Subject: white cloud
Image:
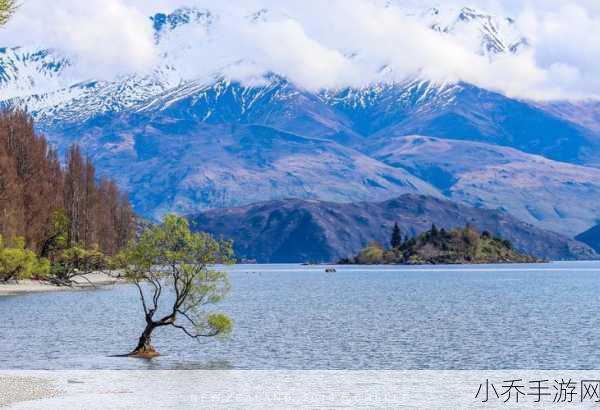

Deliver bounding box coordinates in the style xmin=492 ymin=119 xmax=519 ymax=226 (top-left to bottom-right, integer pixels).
xmin=2 ymin=0 xmax=158 ymax=79
xmin=2 ymin=0 xmax=600 ymax=100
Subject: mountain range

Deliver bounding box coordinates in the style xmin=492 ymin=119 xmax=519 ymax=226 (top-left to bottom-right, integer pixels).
xmin=1 ymin=4 xmax=600 ymax=258
xmin=189 ymin=195 xmax=595 ymax=263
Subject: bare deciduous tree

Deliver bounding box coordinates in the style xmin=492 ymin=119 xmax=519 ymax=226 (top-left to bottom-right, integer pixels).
xmin=0 ymin=111 xmax=135 ymax=257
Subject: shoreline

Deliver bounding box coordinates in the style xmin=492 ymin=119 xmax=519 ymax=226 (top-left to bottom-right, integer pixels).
xmin=0 ymin=273 xmax=123 ymax=297
xmin=1 ymin=370 xmax=599 ymax=409
xmin=337 ymin=258 xmax=547 ymax=266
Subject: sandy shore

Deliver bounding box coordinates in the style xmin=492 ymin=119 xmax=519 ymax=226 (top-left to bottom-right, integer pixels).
xmin=0 ymin=375 xmax=63 ymax=407
xmin=0 ymin=273 xmax=123 ymax=297
xmin=1 ymin=370 xmax=597 ymax=409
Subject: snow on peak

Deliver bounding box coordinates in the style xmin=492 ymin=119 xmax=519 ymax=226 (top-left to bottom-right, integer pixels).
xmin=417 ymin=5 xmax=527 ymax=56
xmin=151 ymin=8 xmax=214 ymax=42
xmin=0 ymin=3 xmax=529 ymax=125
xmin=0 ymin=46 xmax=71 ymax=100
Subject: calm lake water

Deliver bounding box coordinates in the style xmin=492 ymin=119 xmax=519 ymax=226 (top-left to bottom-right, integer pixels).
xmin=1 ymin=262 xmax=600 ymax=370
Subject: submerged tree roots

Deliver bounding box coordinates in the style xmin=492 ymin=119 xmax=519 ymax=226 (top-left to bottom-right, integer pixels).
xmin=129 ymin=345 xmax=160 ymax=359
xmin=111 ymin=346 xmax=160 ymax=359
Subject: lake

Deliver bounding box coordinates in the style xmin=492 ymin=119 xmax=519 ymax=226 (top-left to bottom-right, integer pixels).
xmin=1 ymin=262 xmax=600 ymax=370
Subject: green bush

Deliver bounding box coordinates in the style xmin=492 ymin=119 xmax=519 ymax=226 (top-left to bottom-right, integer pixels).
xmin=51 ymin=245 xmax=107 ymax=284
xmin=0 ymin=236 xmax=50 ymax=282
xmin=356 ymin=242 xmax=385 ymax=264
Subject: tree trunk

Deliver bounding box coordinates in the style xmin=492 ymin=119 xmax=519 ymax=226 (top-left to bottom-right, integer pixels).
xmin=132 ymin=323 xmax=159 ymax=358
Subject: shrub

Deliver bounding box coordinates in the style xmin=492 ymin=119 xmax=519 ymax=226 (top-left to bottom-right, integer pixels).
xmin=0 ymin=236 xmax=50 ymax=282
xmin=356 ymin=242 xmax=385 ymax=264
xmin=50 ymin=245 xmax=107 ymax=285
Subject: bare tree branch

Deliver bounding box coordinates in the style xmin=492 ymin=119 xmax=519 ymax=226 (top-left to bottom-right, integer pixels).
xmin=70 ymin=273 xmax=98 ymax=289
xmin=172 ymin=323 xmax=219 ymax=338
xmin=134 ymin=281 xmax=149 ymax=316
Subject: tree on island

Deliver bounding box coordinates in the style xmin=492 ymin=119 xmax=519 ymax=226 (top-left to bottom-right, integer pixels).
xmin=356 ymin=241 xmax=385 ymax=264
xmin=0 ymin=0 xmax=16 ymax=26
xmin=390 ymin=222 xmax=402 ymax=249
xmin=342 ymin=224 xmax=538 ymax=265
xmin=121 ymin=215 xmax=234 ymax=358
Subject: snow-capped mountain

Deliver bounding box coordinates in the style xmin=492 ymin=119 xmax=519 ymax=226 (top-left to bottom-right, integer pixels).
xmin=424 ymin=6 xmax=527 ymax=55
xmin=152 ymin=7 xmax=214 ymax=42
xmin=2 ymin=4 xmax=600 ymax=242
xmin=0 ymin=4 xmax=528 ymax=125
xmin=10 ymin=73 xmax=178 ymax=127
xmin=0 ymin=46 xmax=70 ymax=99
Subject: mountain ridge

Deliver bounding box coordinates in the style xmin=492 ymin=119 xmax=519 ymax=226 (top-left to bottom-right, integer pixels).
xmin=576 ymin=224 xmax=600 ymax=253
xmin=189 ymin=194 xmax=597 ymax=263
xmin=367 ymin=135 xmax=600 ymax=236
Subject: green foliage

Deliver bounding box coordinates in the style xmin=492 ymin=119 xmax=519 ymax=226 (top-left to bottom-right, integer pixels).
xmin=207 ymin=313 xmax=233 ymax=338
xmin=123 ymin=215 xmax=234 ymax=348
xmin=40 ymin=209 xmax=71 ymax=259
xmin=51 ymin=245 xmax=107 ymax=283
xmin=344 ymin=225 xmax=538 ymax=265
xmin=107 ymin=251 xmax=129 ymax=271
xmin=51 ymin=209 xmax=70 ymax=249
xmin=356 ymin=242 xmax=385 ymax=265
xmin=0 ymin=236 xmax=50 ymax=282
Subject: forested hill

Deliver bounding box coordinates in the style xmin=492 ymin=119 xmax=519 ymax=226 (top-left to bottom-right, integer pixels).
xmin=344 ymin=225 xmax=540 ymax=265
xmin=0 ymin=110 xmax=135 ymax=257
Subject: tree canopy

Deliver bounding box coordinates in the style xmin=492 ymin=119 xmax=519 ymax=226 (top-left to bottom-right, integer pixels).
xmin=0 ymin=236 xmax=50 ymax=283
xmin=390 ymin=222 xmax=402 ymax=249
xmin=122 ymin=215 xmax=234 ymax=357
xmin=343 ymin=225 xmax=538 ymax=265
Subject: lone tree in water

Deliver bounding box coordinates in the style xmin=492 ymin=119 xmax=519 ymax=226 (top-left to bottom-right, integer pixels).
xmin=0 ymin=0 xmax=16 ymax=26
xmin=390 ymin=222 xmax=402 ymax=249
xmin=122 ymin=215 xmax=234 ymax=358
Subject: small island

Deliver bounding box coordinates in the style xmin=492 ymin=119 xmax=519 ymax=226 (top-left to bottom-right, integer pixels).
xmin=340 ymin=224 xmax=541 ymax=265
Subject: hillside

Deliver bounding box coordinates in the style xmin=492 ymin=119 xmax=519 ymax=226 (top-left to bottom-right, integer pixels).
xmin=368 ymin=135 xmax=600 ymax=236
xmin=188 ymin=195 xmax=596 ymax=263
xmin=45 ymin=119 xmax=438 ymax=220
xmin=576 ymin=224 xmax=600 ymax=253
